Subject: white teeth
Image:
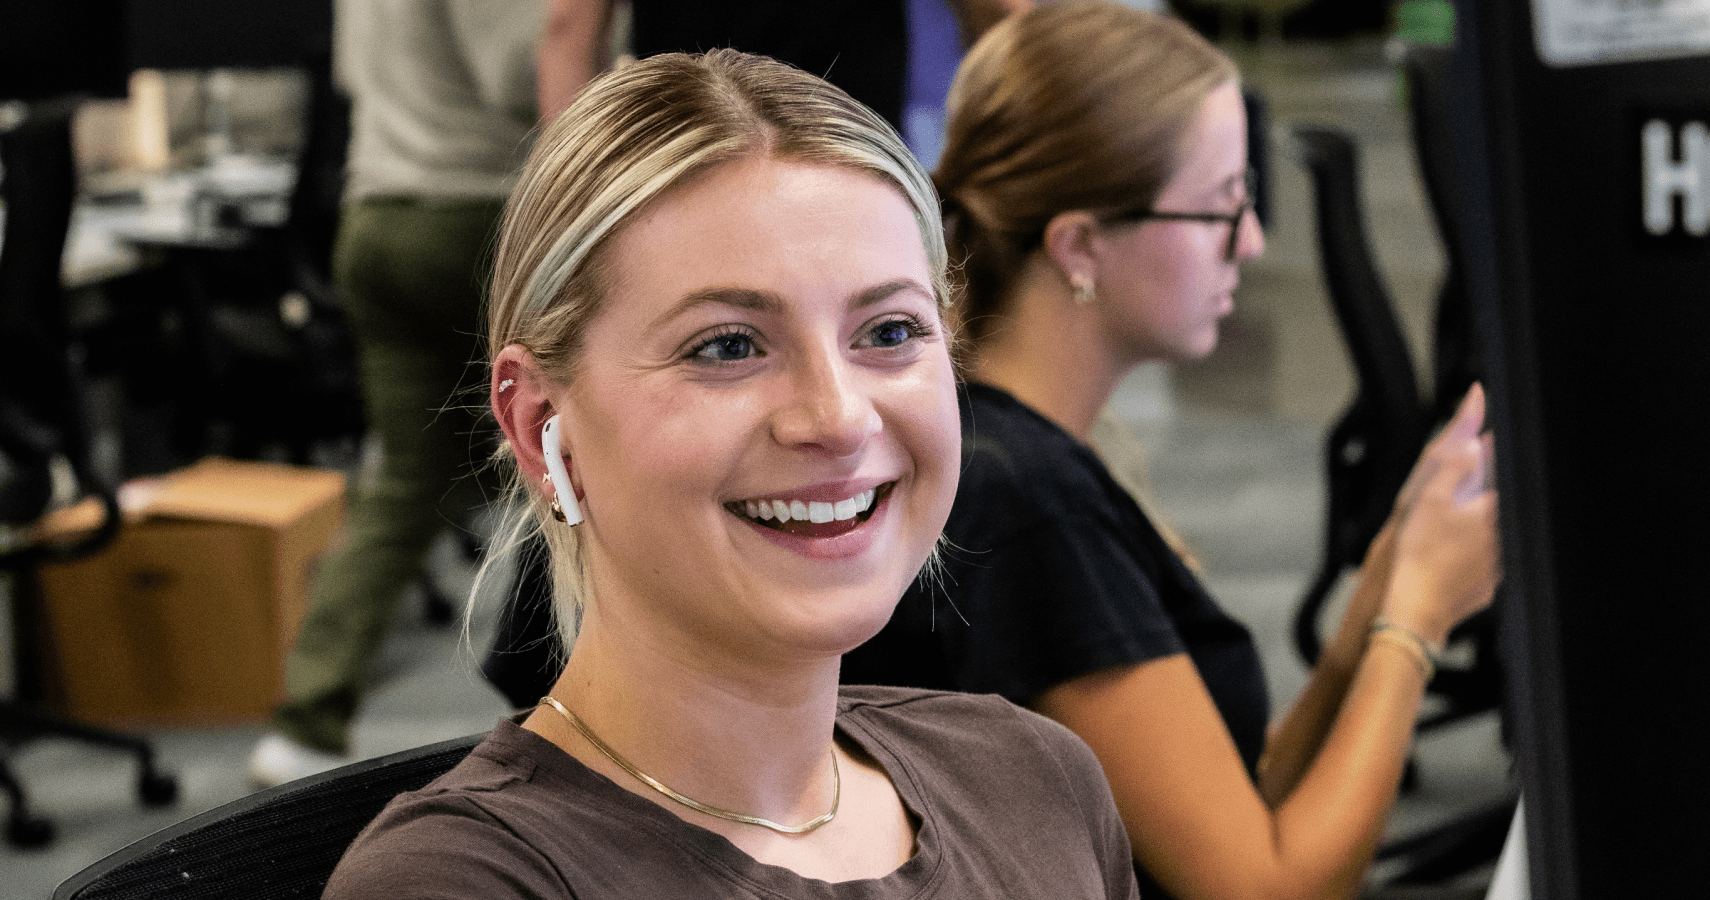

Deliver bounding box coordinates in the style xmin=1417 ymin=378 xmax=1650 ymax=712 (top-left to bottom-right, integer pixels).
xmin=740 ymin=488 xmax=882 ymax=525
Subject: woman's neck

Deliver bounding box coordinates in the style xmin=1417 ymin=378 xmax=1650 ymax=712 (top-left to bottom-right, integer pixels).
xmin=970 ymin=264 xmax=1126 ymax=442
xmin=532 ymin=610 xmax=844 ymax=832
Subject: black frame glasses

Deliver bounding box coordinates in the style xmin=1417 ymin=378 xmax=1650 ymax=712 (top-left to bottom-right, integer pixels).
xmin=1107 ymin=167 xmax=1257 ymax=261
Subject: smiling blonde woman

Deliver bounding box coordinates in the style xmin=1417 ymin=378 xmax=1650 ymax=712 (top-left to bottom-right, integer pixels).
xmin=323 ymin=49 xmax=1139 ymax=900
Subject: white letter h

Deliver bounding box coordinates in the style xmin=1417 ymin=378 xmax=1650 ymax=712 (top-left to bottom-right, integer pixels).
xmin=1643 ymin=119 xmax=1709 ymax=237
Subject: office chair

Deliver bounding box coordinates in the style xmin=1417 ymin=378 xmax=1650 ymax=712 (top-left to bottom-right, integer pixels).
xmin=1393 ymin=40 xmax=1506 ymax=727
xmin=1373 ymin=43 xmax=1516 ymax=888
xmin=1 ymin=99 xmax=179 ymax=848
xmin=1405 ymin=43 xmax=1485 ymax=442
xmin=106 ymin=42 xmax=362 ymax=470
xmin=54 ymin=732 xmax=482 ymax=900
xmin=1288 ymin=125 xmax=1432 ymax=669
xmin=174 ymin=44 xmax=364 ymax=466
xmin=1289 ymin=120 xmax=1514 ymax=887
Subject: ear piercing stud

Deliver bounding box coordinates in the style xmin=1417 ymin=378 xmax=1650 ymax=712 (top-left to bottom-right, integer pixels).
xmin=1071 ymin=274 xmax=1096 ymax=306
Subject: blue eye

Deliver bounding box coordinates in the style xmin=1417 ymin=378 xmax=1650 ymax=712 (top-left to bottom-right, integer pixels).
xmin=692 ymin=329 xmax=759 ymax=363
xmin=870 ymin=320 xmax=913 ymax=348
xmin=858 ymin=315 xmax=932 ymax=350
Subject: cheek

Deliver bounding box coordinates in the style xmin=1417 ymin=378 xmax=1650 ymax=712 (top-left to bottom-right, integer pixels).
xmin=571 ymin=380 xmax=751 ymax=510
xmin=1135 ymin=244 xmax=1217 ymax=325
xmin=898 ymin=358 xmax=962 ymax=501
xmin=930 ymin=377 xmax=962 ymax=477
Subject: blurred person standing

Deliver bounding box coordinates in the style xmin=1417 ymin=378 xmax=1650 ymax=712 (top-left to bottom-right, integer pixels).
xmin=248 ymin=0 xmax=542 ymax=786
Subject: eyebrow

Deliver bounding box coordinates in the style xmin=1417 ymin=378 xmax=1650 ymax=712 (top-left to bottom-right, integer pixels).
xmin=650 ymin=278 xmax=934 ymax=330
xmin=853 ymin=278 xmax=935 ymax=309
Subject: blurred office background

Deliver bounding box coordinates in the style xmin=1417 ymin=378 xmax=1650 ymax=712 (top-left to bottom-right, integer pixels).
xmin=3 ymin=1 xmax=1510 ymax=897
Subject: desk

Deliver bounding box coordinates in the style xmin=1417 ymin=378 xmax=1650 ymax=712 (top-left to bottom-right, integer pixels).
xmin=0 ymin=154 xmax=295 ymax=288
xmin=3 ymin=153 xmax=331 ymax=474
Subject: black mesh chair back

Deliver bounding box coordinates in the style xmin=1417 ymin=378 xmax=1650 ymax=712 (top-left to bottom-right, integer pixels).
xmin=54 ymin=733 xmax=483 ymax=900
xmin=1403 ymin=43 xmax=1485 ymax=421
xmin=1288 ymin=125 xmax=1432 ymax=665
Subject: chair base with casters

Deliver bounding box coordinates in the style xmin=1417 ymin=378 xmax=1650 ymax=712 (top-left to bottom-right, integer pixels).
xmin=3 ymin=504 xmax=180 ymax=851
xmin=0 ymin=698 xmax=179 ymax=849
xmin=54 ymin=732 xmax=482 ymax=900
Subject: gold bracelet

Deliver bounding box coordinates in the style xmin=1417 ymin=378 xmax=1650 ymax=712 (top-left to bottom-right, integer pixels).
xmin=1369 ymin=617 xmax=1443 ymax=682
xmin=1369 ymin=630 xmax=1434 ymax=681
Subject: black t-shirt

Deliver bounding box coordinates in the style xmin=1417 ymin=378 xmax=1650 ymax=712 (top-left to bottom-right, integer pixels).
xmin=843 ymin=383 xmax=1270 ymax=899
xmin=628 ymin=0 xmax=908 ymax=129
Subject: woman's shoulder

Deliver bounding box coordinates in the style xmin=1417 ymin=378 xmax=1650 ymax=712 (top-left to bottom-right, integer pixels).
xmin=324 ymin=722 xmax=571 ymax=899
xmin=961 ymin=384 xmax=1094 ymax=472
xmin=836 ymin=687 xmax=1122 ymax=857
xmin=956 ymin=383 xmax=1128 ymax=521
xmin=837 ymin=685 xmax=1093 ymax=761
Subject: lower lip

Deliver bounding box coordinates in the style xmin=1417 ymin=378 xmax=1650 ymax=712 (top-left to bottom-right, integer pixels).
xmin=733 ymin=489 xmax=892 ymax=561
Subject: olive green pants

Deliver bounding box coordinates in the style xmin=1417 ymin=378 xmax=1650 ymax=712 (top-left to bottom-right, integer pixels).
xmin=272 ymin=197 xmax=503 ymax=754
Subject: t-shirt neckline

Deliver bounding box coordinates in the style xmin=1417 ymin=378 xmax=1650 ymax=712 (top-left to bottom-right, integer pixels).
xmin=495 ymin=698 xmax=942 ymax=897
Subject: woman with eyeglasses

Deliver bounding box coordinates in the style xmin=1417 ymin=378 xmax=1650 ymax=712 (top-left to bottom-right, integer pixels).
xmin=842 ymin=5 xmax=1501 ymax=899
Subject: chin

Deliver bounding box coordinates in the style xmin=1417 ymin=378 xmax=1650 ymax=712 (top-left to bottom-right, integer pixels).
xmin=830 ymin=584 xmax=911 ymax=652
xmin=761 ymin=575 xmax=911 ymax=658
xmin=1183 ymin=325 xmax=1222 ymax=360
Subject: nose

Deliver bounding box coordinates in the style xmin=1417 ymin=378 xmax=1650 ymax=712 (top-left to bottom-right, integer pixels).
xmin=770 ymin=348 xmax=881 ymax=458
xmin=1234 ymin=205 xmax=1265 ymax=261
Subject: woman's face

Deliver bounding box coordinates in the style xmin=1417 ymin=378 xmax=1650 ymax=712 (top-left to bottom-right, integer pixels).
xmin=1091 ymin=80 xmax=1265 ymax=364
xmin=551 ymin=156 xmax=959 ymax=668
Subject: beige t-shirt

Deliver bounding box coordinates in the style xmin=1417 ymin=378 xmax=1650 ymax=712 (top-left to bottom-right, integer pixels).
xmin=334 ymin=0 xmax=542 ymax=202
xmin=325 ymin=685 xmax=1140 ymax=899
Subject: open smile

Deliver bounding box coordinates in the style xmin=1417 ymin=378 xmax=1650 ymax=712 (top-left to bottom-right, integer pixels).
xmin=725 ymin=483 xmax=895 ymax=539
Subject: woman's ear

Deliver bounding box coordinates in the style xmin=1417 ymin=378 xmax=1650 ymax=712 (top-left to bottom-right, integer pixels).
xmin=1040 ymin=209 xmax=1102 ymax=298
xmin=492 ymin=345 xmax=560 ymax=489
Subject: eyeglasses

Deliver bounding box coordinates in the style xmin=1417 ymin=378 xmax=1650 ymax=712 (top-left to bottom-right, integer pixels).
xmin=1107 ymin=167 xmax=1257 ymax=262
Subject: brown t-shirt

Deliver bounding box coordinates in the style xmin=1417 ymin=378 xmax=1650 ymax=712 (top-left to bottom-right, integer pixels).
xmin=325 ymin=685 xmax=1139 ymax=899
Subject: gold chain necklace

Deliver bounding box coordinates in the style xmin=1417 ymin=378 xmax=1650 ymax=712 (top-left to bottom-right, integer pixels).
xmin=538 ymin=695 xmax=840 ymax=835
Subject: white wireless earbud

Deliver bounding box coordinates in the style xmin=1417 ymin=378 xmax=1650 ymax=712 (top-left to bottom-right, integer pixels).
xmin=540 ymin=414 xmax=583 ymax=526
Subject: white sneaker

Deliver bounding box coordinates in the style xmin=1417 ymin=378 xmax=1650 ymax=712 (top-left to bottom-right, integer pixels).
xmin=248 ymin=733 xmax=351 ymax=788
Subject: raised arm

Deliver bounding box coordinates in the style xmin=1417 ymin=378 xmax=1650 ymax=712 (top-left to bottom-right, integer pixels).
xmin=1251 ymin=514 xmax=1397 ymax=805
xmin=538 ymin=0 xmax=615 ymax=121
xmin=1257 ymin=384 xmax=1499 ymax=801
xmin=1035 ymin=385 xmax=1499 ymax=900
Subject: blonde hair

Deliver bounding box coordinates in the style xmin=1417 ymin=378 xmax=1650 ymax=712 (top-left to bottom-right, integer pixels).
xmin=934 ymin=1 xmax=1238 ymax=345
xmin=484 ymin=49 xmax=949 ymax=649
